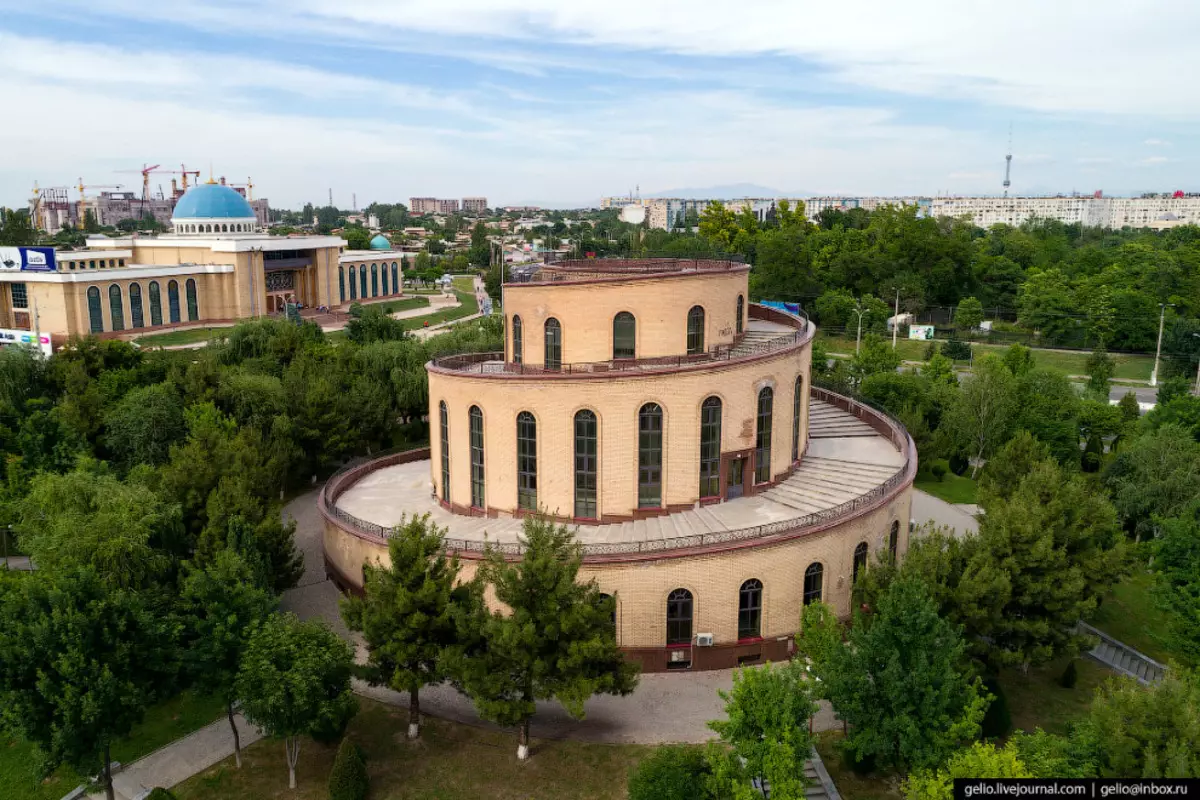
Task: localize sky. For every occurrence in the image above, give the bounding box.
[1,0,1196,210]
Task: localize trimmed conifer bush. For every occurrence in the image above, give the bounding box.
[328,739,369,800]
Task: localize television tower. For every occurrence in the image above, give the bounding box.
[1003,126,1012,197]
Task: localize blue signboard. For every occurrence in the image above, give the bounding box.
[761,300,802,316]
[0,247,56,272]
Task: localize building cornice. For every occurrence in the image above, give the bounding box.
[0,264,236,283]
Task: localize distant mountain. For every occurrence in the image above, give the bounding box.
[643,183,800,199]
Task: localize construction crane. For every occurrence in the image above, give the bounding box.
[226,177,255,201]
[76,179,124,229]
[30,183,71,232]
[115,163,163,216]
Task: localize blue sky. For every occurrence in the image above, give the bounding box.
[1,0,1195,209]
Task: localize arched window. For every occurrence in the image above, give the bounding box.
[666,588,693,645]
[338,266,346,303]
[167,280,181,323]
[185,278,199,321]
[516,411,537,511]
[736,294,745,335]
[108,284,125,332]
[853,542,869,584]
[348,266,357,300]
[512,315,523,364]
[612,311,636,359]
[380,262,388,295]
[755,387,773,484]
[391,262,399,293]
[803,563,823,605]
[792,375,804,463]
[439,401,450,503]
[699,396,722,497]
[544,318,562,370]
[738,579,762,639]
[574,410,598,519]
[638,403,663,508]
[148,281,162,327]
[87,286,103,333]
[686,305,705,355]
[890,521,900,561]
[359,265,368,299]
[469,405,485,509]
[597,592,616,630]
[371,263,379,297]
[129,282,144,328]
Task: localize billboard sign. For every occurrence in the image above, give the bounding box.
[909,324,935,340]
[0,247,56,272]
[0,329,52,357]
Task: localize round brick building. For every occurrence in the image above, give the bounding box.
[321,259,916,672]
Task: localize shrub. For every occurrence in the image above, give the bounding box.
[628,745,713,800]
[841,742,878,776]
[923,341,939,361]
[943,339,972,361]
[1059,660,1078,689]
[948,453,970,476]
[328,739,369,800]
[980,679,1012,739]
[930,463,948,482]
[311,702,356,744]
[145,790,177,800]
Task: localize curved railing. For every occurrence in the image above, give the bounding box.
[319,390,918,560]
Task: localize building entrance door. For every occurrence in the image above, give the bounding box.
[727,458,746,500]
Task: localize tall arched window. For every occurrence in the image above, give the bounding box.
[185,279,199,321]
[736,294,745,335]
[699,396,722,498]
[792,375,804,463]
[890,521,900,561]
[338,266,346,303]
[638,403,663,508]
[574,410,598,519]
[666,588,693,645]
[439,401,450,503]
[129,282,144,328]
[348,266,358,300]
[469,405,485,509]
[87,286,103,333]
[612,311,636,359]
[544,318,562,370]
[167,280,181,323]
[738,579,762,639]
[371,263,379,297]
[391,262,399,293]
[148,281,162,327]
[755,387,773,484]
[359,265,368,299]
[108,285,125,332]
[381,262,388,295]
[686,305,705,355]
[516,411,537,511]
[804,563,824,605]
[853,542,869,584]
[512,315,523,364]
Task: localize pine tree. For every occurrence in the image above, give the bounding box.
[340,514,471,739]
[459,515,639,759]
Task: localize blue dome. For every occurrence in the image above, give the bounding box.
[369,234,391,250]
[172,182,255,220]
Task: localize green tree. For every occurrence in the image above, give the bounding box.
[459,515,639,759]
[103,382,186,468]
[850,334,902,383]
[978,431,1052,504]
[1084,284,1116,348]
[954,296,984,332]
[341,514,471,739]
[1013,368,1081,464]
[922,352,957,386]
[939,356,1018,477]
[0,208,38,245]
[342,226,371,250]
[903,742,1032,800]
[1154,511,1200,667]
[808,576,989,771]
[0,568,176,800]
[328,739,369,800]
[178,551,276,767]
[1002,343,1035,377]
[1086,347,1116,397]
[1018,268,1077,341]
[1104,424,1200,539]
[707,658,817,800]
[236,614,357,789]
[1081,670,1200,777]
[467,221,490,266]
[628,745,714,800]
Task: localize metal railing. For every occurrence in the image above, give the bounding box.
[320,390,918,559]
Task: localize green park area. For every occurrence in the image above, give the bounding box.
[912,459,978,505]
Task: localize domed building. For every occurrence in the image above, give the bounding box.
[321,259,917,671]
[369,234,392,250]
[0,180,410,339]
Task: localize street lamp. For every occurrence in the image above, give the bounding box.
[1193,333,1200,396]
[851,304,868,354]
[1151,303,1175,387]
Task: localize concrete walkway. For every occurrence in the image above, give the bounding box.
[911,489,978,537]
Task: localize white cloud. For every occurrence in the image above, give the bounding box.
[1144,138,1172,146]
[1136,156,1172,166]
[1077,157,1114,164]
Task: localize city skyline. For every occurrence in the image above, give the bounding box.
[1,0,1197,209]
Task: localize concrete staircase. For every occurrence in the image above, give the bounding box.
[760,458,898,514]
[1079,621,1168,685]
[808,400,878,438]
[731,328,797,356]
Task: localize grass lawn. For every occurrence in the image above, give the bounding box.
[175,699,652,800]
[374,296,429,314]
[913,460,978,505]
[451,275,476,292]
[398,290,479,331]
[1091,571,1174,663]
[815,731,904,800]
[2,690,224,800]
[1000,656,1109,736]
[134,327,231,347]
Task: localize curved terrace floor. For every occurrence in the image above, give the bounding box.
[334,399,906,546]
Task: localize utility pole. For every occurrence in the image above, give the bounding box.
[852,304,867,354]
[1193,333,1200,396]
[1151,302,1174,387]
[891,289,900,350]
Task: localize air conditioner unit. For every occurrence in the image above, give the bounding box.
[696,633,714,647]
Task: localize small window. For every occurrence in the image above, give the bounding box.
[613,311,636,359]
[349,266,358,300]
[686,305,705,355]
[666,588,693,645]
[148,281,162,327]
[10,283,28,310]
[792,375,804,463]
[87,286,103,333]
[469,405,485,509]
[89,260,96,269]
[853,543,868,584]
[544,318,562,370]
[738,579,762,639]
[803,563,823,605]
[129,283,144,328]
[439,401,450,503]
[512,315,523,364]
[118,259,125,267]
[736,294,745,335]
[185,278,199,321]
[889,521,900,561]
[339,266,346,303]
[108,284,125,332]
[167,280,181,323]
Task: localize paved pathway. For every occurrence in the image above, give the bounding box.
[910,489,978,537]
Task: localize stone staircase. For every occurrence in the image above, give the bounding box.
[750,748,842,800]
[808,400,878,438]
[760,458,898,514]
[731,328,796,356]
[1079,621,1168,685]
